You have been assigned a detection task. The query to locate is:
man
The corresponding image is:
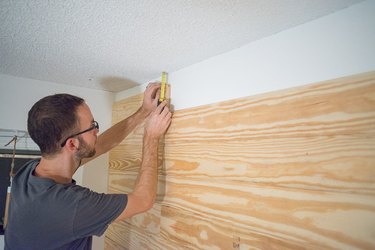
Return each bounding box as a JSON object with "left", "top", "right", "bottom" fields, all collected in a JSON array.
[{"left": 5, "top": 83, "right": 172, "bottom": 249}]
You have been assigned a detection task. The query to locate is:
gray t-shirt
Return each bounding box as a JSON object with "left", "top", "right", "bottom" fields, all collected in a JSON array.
[{"left": 5, "top": 159, "right": 127, "bottom": 250}]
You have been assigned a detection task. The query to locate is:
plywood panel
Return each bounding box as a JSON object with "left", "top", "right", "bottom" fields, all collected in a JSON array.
[{"left": 106, "top": 72, "right": 375, "bottom": 250}]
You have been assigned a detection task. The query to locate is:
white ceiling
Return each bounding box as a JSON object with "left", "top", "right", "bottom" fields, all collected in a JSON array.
[{"left": 0, "top": 0, "right": 363, "bottom": 92}]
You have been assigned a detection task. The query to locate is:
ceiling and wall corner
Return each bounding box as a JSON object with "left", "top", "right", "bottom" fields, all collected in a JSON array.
[
  {"left": 116, "top": 0, "right": 375, "bottom": 111},
  {"left": 0, "top": 0, "right": 364, "bottom": 92}
]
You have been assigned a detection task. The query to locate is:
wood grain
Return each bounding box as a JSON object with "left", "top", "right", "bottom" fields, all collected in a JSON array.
[{"left": 106, "top": 72, "right": 375, "bottom": 250}]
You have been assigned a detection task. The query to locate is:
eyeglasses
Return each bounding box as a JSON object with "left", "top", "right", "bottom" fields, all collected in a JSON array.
[{"left": 60, "top": 121, "right": 99, "bottom": 147}]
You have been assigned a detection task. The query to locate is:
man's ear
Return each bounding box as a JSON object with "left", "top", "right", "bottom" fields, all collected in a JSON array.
[{"left": 66, "top": 138, "right": 80, "bottom": 152}]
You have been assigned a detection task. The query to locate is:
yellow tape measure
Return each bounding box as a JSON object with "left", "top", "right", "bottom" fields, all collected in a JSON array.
[{"left": 159, "top": 71, "right": 167, "bottom": 103}]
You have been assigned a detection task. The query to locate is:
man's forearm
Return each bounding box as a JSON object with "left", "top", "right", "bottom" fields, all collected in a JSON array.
[
  {"left": 132, "top": 134, "right": 159, "bottom": 208},
  {"left": 113, "top": 134, "right": 160, "bottom": 220}
]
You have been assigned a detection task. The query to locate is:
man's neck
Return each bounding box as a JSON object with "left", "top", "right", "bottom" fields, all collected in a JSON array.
[{"left": 34, "top": 154, "right": 79, "bottom": 184}]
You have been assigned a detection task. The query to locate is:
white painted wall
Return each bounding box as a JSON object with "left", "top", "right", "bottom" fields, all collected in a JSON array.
[{"left": 116, "top": 0, "right": 375, "bottom": 111}]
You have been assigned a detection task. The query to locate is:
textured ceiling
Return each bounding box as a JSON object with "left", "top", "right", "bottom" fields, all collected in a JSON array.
[{"left": 0, "top": 0, "right": 363, "bottom": 92}]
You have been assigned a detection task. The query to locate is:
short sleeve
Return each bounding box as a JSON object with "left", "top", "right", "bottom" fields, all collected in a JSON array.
[{"left": 73, "top": 189, "right": 127, "bottom": 238}]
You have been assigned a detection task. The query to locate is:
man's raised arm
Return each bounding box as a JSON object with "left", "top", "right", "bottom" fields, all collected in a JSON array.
[{"left": 81, "top": 83, "right": 161, "bottom": 165}]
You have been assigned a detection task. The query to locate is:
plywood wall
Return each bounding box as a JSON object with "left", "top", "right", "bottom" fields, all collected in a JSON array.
[{"left": 105, "top": 72, "right": 375, "bottom": 250}]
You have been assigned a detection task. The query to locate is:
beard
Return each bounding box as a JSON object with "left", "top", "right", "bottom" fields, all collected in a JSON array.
[{"left": 76, "top": 136, "right": 96, "bottom": 159}]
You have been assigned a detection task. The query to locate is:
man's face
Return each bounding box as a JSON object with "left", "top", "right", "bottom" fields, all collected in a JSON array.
[
  {"left": 77, "top": 136, "right": 96, "bottom": 158},
  {"left": 75, "top": 103, "right": 98, "bottom": 159}
]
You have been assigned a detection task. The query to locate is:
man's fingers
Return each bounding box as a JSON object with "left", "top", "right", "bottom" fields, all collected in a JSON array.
[
  {"left": 151, "top": 86, "right": 161, "bottom": 99},
  {"left": 153, "top": 90, "right": 161, "bottom": 105},
  {"left": 154, "top": 102, "right": 172, "bottom": 125},
  {"left": 145, "top": 83, "right": 161, "bottom": 99},
  {"left": 146, "top": 83, "right": 161, "bottom": 93},
  {"left": 161, "top": 104, "right": 171, "bottom": 116},
  {"left": 155, "top": 100, "right": 167, "bottom": 113}
]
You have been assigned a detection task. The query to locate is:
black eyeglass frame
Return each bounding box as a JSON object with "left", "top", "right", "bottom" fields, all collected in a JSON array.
[{"left": 60, "top": 121, "right": 99, "bottom": 147}]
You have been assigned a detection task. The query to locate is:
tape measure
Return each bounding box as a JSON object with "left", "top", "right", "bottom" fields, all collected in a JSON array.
[{"left": 159, "top": 71, "right": 167, "bottom": 103}]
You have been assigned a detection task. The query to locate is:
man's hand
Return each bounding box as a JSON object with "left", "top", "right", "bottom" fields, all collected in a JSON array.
[
  {"left": 141, "top": 82, "right": 161, "bottom": 116},
  {"left": 144, "top": 101, "right": 172, "bottom": 139}
]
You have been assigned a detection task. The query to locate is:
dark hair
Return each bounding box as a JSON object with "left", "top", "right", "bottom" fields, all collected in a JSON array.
[{"left": 27, "top": 94, "right": 85, "bottom": 156}]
